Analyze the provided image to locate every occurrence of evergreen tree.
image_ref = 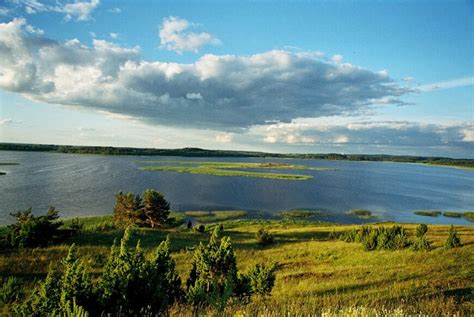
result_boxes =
[98,228,182,315]
[186,227,238,310]
[139,189,170,228]
[445,225,461,249]
[113,192,141,228]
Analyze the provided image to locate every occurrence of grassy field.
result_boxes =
[1,216,473,315]
[184,210,248,222]
[414,211,474,222]
[139,161,336,180]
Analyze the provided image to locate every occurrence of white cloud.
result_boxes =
[109,32,119,39]
[0,7,10,16]
[331,54,343,64]
[215,132,234,143]
[0,118,22,125]
[159,16,219,54]
[417,77,474,92]
[186,92,202,100]
[0,18,411,131]
[17,0,100,21]
[107,7,121,14]
[249,116,473,148]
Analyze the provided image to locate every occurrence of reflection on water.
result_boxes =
[0,151,472,225]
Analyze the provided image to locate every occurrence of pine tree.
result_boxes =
[139,189,170,228]
[186,227,238,310]
[445,225,461,249]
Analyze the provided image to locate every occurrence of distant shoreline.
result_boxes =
[1,142,473,169]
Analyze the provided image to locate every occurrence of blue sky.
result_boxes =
[0,0,472,157]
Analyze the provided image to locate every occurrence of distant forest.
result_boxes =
[1,142,473,168]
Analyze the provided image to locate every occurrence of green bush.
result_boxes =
[6,207,66,248]
[16,244,94,316]
[416,224,428,238]
[256,228,274,246]
[362,230,378,251]
[247,263,277,296]
[412,236,432,251]
[99,229,182,315]
[445,225,461,249]
[186,227,239,310]
[0,277,22,305]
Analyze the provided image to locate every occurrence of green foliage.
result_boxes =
[195,224,206,233]
[186,227,238,310]
[340,225,411,252]
[412,236,432,251]
[0,277,22,305]
[113,189,170,228]
[349,209,372,217]
[445,226,461,249]
[414,211,442,217]
[256,228,274,246]
[416,224,428,238]
[16,244,94,316]
[6,207,65,248]
[98,228,181,315]
[247,263,277,296]
[463,212,474,222]
[113,191,142,228]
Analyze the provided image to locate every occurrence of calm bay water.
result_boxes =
[0,151,472,225]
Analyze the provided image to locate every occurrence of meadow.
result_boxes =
[138,161,336,180]
[1,215,472,316]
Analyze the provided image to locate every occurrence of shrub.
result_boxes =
[412,236,432,251]
[416,224,428,238]
[0,277,22,305]
[186,227,276,310]
[187,219,193,229]
[98,228,181,315]
[445,226,461,249]
[256,228,274,246]
[16,244,94,316]
[195,224,206,233]
[6,207,65,248]
[186,227,238,310]
[362,230,378,251]
[247,263,277,296]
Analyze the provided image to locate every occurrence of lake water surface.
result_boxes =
[0,151,472,225]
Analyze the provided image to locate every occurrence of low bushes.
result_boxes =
[4,207,73,248]
[15,227,277,315]
[256,228,274,246]
[337,225,432,251]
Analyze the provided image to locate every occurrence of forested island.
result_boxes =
[1,142,473,169]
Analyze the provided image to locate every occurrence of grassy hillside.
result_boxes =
[1,216,472,315]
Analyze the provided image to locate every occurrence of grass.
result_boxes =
[1,217,473,315]
[184,210,248,222]
[463,212,474,222]
[279,210,323,218]
[443,211,464,218]
[349,209,372,217]
[139,161,336,180]
[414,211,442,217]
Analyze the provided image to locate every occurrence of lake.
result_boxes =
[0,151,472,225]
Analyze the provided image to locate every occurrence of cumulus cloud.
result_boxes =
[0,18,413,131]
[331,54,343,64]
[16,0,99,21]
[215,132,235,143]
[109,32,119,39]
[159,16,219,53]
[249,116,473,149]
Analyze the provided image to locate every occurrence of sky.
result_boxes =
[0,0,472,158]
